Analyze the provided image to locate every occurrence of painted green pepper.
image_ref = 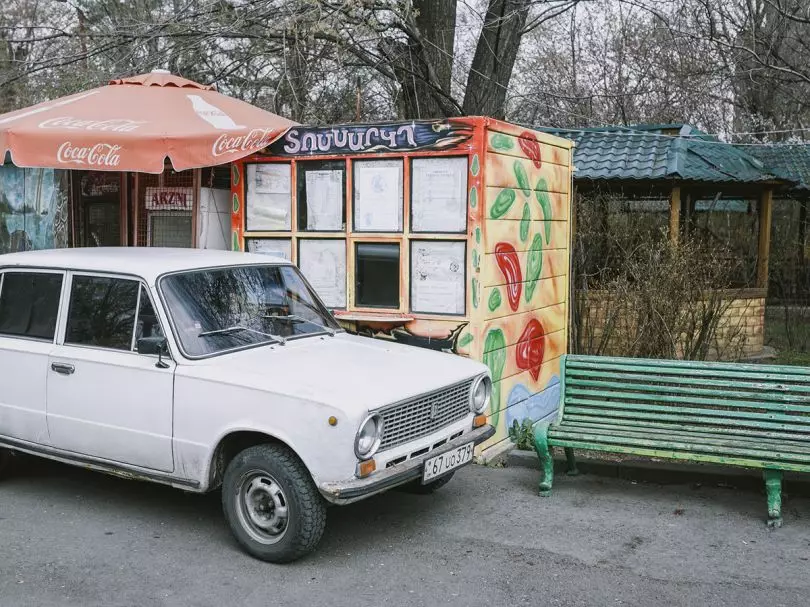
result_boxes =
[490,133,514,151]
[488,288,502,312]
[535,178,552,244]
[513,160,531,197]
[482,328,507,429]
[490,188,516,219]
[520,203,530,242]
[525,234,543,302]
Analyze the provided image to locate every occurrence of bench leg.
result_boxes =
[564,447,579,476]
[532,422,554,497]
[763,469,783,528]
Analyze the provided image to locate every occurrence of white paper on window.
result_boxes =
[305,170,343,230]
[247,238,292,260]
[411,240,466,315]
[246,164,291,230]
[298,239,346,308]
[411,157,468,233]
[353,160,403,231]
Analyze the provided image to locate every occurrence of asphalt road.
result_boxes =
[1,454,809,607]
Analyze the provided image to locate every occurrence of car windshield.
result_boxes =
[160,264,341,357]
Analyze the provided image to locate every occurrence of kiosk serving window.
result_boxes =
[242,154,469,317]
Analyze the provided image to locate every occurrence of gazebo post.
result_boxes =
[669,185,681,244]
[757,188,774,289]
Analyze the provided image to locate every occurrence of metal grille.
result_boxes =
[377,380,473,451]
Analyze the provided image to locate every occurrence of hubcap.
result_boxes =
[235,471,289,544]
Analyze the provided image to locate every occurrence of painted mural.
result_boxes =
[231,117,573,455]
[0,165,70,254]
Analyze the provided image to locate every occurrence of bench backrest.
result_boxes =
[559,355,810,440]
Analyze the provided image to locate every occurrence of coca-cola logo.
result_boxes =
[40,117,145,132]
[57,142,122,167]
[212,128,276,157]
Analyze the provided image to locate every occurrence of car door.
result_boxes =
[46,273,174,472]
[0,269,64,445]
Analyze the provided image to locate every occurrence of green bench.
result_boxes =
[533,355,810,527]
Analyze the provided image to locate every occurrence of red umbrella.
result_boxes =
[0,70,296,173]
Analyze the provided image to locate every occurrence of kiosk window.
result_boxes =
[297,160,346,232]
[355,243,400,308]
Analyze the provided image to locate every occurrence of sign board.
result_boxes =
[144,187,194,211]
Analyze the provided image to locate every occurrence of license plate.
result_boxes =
[422,442,474,483]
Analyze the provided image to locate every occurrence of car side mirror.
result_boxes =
[137,336,170,369]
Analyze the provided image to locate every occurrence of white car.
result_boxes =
[0,248,493,562]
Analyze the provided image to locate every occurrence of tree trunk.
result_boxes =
[462,0,531,118]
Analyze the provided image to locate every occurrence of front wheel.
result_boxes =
[0,448,12,480]
[222,444,326,563]
[400,471,456,495]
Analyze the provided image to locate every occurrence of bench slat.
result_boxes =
[554,422,810,455]
[566,387,810,414]
[564,405,810,433]
[545,438,810,473]
[564,414,810,444]
[567,378,810,405]
[566,361,810,384]
[565,397,810,426]
[567,355,810,378]
[566,369,810,394]
[549,429,810,464]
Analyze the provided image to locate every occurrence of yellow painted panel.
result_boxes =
[484,219,568,252]
[485,153,570,194]
[485,120,574,151]
[481,305,566,350]
[483,277,568,319]
[484,186,568,222]
[482,249,568,287]
[493,328,566,383]
[487,131,571,167]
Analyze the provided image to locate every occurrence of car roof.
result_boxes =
[0,247,291,283]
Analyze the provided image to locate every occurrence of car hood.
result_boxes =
[182,333,488,416]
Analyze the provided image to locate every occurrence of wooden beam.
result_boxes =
[669,186,681,245]
[757,189,774,289]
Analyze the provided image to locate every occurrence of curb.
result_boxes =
[507,449,810,496]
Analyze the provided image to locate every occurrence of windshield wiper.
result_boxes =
[198,325,287,345]
[263,314,337,336]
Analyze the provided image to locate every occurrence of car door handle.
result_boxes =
[51,363,75,375]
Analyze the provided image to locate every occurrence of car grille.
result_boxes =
[377,379,474,452]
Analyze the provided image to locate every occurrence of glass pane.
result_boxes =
[66,276,139,350]
[149,213,193,248]
[135,286,164,345]
[411,157,468,233]
[355,243,400,308]
[246,163,292,231]
[160,265,340,357]
[353,159,403,232]
[411,241,466,315]
[0,272,63,340]
[247,238,292,261]
[298,239,346,308]
[296,160,346,231]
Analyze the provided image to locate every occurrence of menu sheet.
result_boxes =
[354,160,403,231]
[411,157,467,233]
[411,240,465,315]
[298,239,346,308]
[247,238,291,260]
[246,163,291,231]
[305,170,343,231]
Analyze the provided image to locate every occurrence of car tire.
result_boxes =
[0,448,12,480]
[400,471,456,495]
[221,443,326,563]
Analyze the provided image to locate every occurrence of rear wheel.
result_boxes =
[401,471,456,495]
[221,444,326,563]
[0,448,12,480]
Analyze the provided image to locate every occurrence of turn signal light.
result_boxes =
[473,415,487,428]
[356,459,377,478]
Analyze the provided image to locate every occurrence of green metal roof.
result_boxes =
[744,144,810,192]
[536,124,786,185]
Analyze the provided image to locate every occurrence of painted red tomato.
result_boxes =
[494,242,522,312]
[516,318,546,381]
[518,130,542,169]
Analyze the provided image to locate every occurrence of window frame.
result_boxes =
[58,270,168,356]
[353,240,402,310]
[0,267,66,344]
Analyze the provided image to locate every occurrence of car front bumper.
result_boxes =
[318,424,496,505]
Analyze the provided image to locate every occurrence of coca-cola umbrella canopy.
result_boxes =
[0,70,296,173]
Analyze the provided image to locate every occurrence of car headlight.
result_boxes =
[355,414,383,459]
[470,375,492,414]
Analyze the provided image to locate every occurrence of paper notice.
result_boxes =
[246,163,291,230]
[305,170,343,231]
[411,157,467,233]
[298,239,346,308]
[354,160,403,231]
[247,238,291,260]
[411,240,465,314]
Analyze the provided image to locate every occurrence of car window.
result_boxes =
[134,286,165,345]
[0,272,63,340]
[65,275,139,351]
